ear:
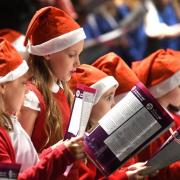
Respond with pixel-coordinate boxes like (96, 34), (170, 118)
(44, 54), (50, 61)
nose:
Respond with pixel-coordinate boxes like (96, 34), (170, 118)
(74, 56), (80, 68)
(111, 98), (116, 108)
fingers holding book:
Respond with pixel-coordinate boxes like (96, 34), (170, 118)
(64, 136), (86, 160)
(126, 162), (149, 180)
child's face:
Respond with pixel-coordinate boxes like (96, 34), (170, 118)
(47, 40), (84, 82)
(2, 74), (28, 115)
(89, 86), (117, 131)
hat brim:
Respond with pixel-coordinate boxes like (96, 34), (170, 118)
(28, 28), (86, 56)
(91, 76), (119, 104)
(149, 71), (180, 98)
(0, 60), (29, 83)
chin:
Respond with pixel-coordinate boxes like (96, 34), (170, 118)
(63, 75), (71, 82)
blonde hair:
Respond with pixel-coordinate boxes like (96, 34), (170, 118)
(0, 92), (13, 131)
(28, 55), (73, 148)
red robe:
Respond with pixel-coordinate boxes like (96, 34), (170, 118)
(135, 112), (180, 179)
(0, 127), (75, 180)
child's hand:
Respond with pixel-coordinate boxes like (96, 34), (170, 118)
(126, 162), (148, 180)
(64, 136), (85, 160)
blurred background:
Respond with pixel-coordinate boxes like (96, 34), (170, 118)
(1, 0), (180, 66)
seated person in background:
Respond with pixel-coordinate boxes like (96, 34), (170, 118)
(69, 63), (149, 180)
(132, 49), (180, 180)
(144, 0), (180, 55)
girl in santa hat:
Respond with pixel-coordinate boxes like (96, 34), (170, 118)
(132, 49), (180, 180)
(0, 38), (85, 180)
(92, 51), (180, 179)
(69, 64), (149, 180)
(18, 6), (86, 179)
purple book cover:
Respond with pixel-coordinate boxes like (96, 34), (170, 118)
(84, 82), (173, 176)
(0, 163), (21, 179)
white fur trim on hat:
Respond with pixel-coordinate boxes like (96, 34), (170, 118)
(149, 70), (180, 98)
(28, 28), (86, 56)
(0, 60), (29, 83)
(91, 76), (119, 104)
(13, 35), (29, 60)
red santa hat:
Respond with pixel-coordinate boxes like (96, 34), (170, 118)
(132, 49), (180, 98)
(167, 48), (180, 58)
(69, 64), (118, 104)
(0, 38), (29, 83)
(24, 6), (86, 56)
(0, 28), (28, 59)
(92, 52), (139, 101)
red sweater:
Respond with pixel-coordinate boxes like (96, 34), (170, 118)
(136, 113), (180, 180)
(0, 127), (75, 180)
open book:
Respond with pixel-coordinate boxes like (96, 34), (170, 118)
(84, 82), (173, 176)
(0, 163), (21, 180)
(144, 128), (180, 174)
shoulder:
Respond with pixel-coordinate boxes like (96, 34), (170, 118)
(24, 82), (46, 111)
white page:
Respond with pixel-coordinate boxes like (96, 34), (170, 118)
(104, 107), (161, 161)
(78, 91), (96, 136)
(99, 92), (144, 135)
(67, 90), (83, 136)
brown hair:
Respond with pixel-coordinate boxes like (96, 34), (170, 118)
(28, 55), (73, 148)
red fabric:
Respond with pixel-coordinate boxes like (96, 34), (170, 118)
(0, 38), (23, 76)
(92, 52), (139, 95)
(26, 83), (81, 179)
(78, 157), (136, 180)
(78, 160), (128, 180)
(171, 113), (180, 127)
(26, 83), (70, 152)
(69, 64), (109, 93)
(0, 127), (16, 163)
(26, 83), (47, 153)
(0, 127), (76, 180)
(132, 49), (180, 88)
(0, 28), (21, 43)
(53, 89), (71, 134)
(24, 6), (80, 46)
(136, 112), (180, 179)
